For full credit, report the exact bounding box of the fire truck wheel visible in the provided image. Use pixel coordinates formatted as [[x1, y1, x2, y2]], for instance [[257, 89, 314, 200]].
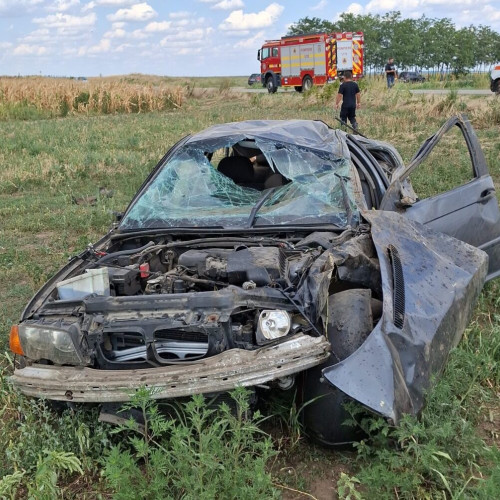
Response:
[[302, 76, 313, 92], [294, 86, 303, 93], [266, 77, 277, 94]]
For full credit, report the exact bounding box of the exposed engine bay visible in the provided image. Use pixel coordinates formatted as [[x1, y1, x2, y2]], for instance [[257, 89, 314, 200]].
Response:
[[23, 228, 382, 374]]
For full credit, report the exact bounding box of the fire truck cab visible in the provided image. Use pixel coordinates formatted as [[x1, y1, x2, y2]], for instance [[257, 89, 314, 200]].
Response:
[[258, 32, 364, 93]]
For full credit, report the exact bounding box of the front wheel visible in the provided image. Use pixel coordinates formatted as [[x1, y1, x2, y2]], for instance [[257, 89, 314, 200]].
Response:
[[266, 77, 277, 94], [300, 289, 379, 446], [302, 76, 313, 92], [494, 80, 500, 95]]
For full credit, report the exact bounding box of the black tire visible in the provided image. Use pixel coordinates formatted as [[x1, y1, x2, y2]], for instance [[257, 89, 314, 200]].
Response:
[[302, 76, 313, 92], [495, 80, 500, 95], [300, 289, 376, 446], [294, 86, 303, 93], [266, 77, 277, 94]]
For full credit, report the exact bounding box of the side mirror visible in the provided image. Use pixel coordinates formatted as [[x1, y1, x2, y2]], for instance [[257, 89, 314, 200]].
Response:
[[112, 211, 124, 222], [257, 49, 260, 61]]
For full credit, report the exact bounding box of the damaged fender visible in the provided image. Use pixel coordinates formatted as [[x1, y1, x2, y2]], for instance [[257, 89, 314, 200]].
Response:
[[323, 211, 488, 422]]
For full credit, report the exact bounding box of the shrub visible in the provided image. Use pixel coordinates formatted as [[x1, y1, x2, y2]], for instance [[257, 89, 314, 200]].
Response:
[[102, 387, 278, 499]]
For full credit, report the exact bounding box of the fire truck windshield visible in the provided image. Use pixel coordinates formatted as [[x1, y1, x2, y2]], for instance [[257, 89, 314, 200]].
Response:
[[261, 48, 270, 59]]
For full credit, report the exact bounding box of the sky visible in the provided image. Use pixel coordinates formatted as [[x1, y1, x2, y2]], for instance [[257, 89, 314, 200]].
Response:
[[1, 0, 499, 77]]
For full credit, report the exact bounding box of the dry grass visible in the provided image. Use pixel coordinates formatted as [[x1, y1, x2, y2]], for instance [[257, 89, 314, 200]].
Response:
[[0, 76, 185, 117]]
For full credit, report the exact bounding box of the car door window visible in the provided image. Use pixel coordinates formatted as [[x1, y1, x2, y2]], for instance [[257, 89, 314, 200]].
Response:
[[381, 114, 500, 280], [409, 125, 476, 200]]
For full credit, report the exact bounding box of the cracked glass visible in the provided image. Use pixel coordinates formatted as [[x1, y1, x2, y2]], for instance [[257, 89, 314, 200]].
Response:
[[120, 136, 360, 230]]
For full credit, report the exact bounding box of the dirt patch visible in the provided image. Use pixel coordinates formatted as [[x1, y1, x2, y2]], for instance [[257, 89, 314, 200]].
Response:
[[271, 439, 357, 500], [477, 403, 499, 447]]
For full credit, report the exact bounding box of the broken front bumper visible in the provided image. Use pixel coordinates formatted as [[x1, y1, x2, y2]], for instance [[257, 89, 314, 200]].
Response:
[[11, 334, 330, 402]]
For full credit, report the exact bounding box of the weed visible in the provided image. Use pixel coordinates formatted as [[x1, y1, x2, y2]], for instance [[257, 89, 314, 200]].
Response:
[[337, 472, 362, 500], [101, 387, 278, 499]]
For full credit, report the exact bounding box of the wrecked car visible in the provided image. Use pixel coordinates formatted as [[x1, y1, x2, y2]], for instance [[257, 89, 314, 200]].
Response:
[[9, 115, 500, 445]]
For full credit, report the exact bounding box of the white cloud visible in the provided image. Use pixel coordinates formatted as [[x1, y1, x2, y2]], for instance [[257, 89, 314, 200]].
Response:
[[107, 2, 157, 22], [79, 38, 111, 55], [311, 0, 327, 10], [46, 0, 80, 12], [82, 0, 135, 10], [235, 30, 264, 48], [13, 43, 48, 56], [169, 11, 190, 19], [21, 28, 51, 42], [104, 27, 126, 38], [0, 41, 13, 49], [130, 28, 149, 39], [0, 0, 43, 16], [345, 2, 364, 14], [160, 28, 212, 45], [364, 0, 489, 10], [145, 21, 172, 32], [454, 4, 500, 27], [33, 12, 96, 29], [219, 3, 284, 31], [114, 42, 131, 52], [211, 0, 244, 10]]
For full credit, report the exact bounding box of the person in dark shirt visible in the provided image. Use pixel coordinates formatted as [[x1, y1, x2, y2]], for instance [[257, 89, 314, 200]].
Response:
[[335, 70, 361, 130], [385, 58, 396, 88]]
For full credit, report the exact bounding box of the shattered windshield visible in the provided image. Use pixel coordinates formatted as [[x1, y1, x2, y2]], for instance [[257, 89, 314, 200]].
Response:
[[120, 137, 360, 230]]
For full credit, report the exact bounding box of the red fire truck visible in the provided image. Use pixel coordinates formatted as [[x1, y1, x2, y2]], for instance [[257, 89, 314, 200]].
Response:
[[258, 32, 364, 93]]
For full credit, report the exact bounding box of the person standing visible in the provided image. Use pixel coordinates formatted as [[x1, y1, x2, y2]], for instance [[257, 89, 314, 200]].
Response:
[[335, 70, 361, 130], [385, 58, 397, 88]]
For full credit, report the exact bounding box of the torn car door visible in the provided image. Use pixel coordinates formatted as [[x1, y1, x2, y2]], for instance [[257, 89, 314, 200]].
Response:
[[380, 114, 500, 280]]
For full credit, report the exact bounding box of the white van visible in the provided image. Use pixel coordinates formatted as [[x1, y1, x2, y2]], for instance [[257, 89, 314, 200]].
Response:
[[491, 64, 500, 94]]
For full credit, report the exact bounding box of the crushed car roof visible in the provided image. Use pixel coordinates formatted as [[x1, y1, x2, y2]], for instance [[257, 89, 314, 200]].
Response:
[[185, 119, 350, 158]]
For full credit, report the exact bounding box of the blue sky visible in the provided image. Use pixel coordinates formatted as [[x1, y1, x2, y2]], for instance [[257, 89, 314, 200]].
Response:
[[1, 0, 499, 77]]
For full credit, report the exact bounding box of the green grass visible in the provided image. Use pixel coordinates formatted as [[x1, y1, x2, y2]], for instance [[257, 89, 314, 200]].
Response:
[[0, 86, 499, 498], [394, 72, 492, 91]]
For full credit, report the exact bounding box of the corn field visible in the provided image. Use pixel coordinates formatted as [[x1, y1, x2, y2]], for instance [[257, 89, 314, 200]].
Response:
[[0, 77, 184, 118]]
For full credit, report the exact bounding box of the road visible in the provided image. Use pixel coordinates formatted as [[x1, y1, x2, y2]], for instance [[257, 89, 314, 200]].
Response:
[[409, 89, 491, 95], [232, 86, 492, 96]]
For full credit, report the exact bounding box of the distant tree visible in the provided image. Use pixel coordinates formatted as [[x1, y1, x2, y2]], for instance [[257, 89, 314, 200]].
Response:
[[287, 12, 500, 75], [287, 17, 334, 35]]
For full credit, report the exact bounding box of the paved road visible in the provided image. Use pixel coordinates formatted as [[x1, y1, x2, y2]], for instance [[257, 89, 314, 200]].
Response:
[[232, 86, 493, 96], [410, 89, 492, 95]]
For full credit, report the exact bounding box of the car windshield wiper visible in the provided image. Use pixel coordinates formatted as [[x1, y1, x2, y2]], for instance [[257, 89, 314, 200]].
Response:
[[244, 187, 278, 228]]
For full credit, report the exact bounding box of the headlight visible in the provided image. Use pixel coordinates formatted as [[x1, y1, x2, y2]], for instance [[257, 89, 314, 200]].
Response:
[[256, 310, 291, 344], [18, 324, 85, 365]]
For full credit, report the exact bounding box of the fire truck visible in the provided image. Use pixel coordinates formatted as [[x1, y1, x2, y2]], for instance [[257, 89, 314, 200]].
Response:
[[258, 32, 364, 93]]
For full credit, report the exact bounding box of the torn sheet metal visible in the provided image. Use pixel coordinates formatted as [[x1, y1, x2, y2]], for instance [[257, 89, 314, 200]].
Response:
[[323, 211, 488, 422]]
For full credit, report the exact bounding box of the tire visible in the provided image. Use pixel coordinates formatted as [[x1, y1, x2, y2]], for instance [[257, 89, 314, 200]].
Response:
[[266, 77, 277, 94], [495, 80, 500, 95], [302, 76, 313, 92], [294, 86, 303, 93], [300, 289, 377, 446]]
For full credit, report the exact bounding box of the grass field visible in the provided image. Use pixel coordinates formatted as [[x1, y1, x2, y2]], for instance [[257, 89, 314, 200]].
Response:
[[0, 77, 499, 498]]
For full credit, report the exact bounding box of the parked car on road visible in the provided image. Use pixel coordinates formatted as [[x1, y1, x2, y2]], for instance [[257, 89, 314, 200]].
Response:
[[10, 115, 500, 445], [248, 73, 262, 86], [399, 71, 425, 83], [490, 64, 500, 93]]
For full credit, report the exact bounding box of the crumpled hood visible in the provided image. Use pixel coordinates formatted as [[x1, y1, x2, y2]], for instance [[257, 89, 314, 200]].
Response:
[[323, 211, 488, 422]]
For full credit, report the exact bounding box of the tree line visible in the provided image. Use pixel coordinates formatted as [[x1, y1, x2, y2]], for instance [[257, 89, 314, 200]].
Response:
[[287, 11, 500, 75]]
